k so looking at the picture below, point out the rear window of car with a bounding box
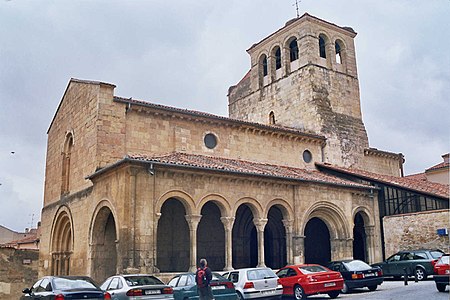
[247,268,277,280]
[431,251,445,259]
[298,265,327,274]
[413,252,427,259]
[53,278,98,290]
[438,255,449,264]
[125,276,164,286]
[342,260,371,271]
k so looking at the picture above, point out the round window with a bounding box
[204,133,217,149]
[303,150,312,163]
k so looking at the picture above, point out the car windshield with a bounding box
[247,268,277,280]
[53,278,98,290]
[125,276,164,286]
[212,273,226,280]
[298,265,327,274]
[343,260,371,271]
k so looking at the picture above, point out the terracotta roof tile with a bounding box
[317,163,449,199]
[426,161,449,172]
[404,172,427,181]
[127,152,372,190]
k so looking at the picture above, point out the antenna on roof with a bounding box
[293,0,301,18]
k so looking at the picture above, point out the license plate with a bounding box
[211,285,226,290]
[145,289,161,295]
[365,273,375,277]
[324,282,336,287]
[262,289,275,295]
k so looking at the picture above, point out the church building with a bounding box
[38,13,447,283]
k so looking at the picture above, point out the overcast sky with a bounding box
[0,0,448,232]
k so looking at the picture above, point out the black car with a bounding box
[21,276,110,300]
[328,260,383,293]
[372,249,444,281]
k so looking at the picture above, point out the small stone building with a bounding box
[38,13,446,283]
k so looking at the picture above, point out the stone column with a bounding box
[365,225,375,264]
[292,235,305,264]
[282,220,294,264]
[220,217,235,271]
[152,213,162,273]
[185,214,202,272]
[345,238,354,260]
[253,218,268,267]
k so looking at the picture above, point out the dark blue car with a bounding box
[20,276,110,300]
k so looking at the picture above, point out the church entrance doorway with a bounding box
[232,204,257,268]
[264,206,286,269]
[51,211,72,276]
[353,212,367,262]
[197,201,225,270]
[157,198,190,272]
[91,207,117,283]
[304,217,331,265]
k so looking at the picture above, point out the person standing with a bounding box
[196,258,214,300]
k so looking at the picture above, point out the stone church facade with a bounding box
[39,14,405,282]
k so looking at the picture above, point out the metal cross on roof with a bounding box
[293,0,301,18]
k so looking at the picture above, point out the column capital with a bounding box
[282,219,294,233]
[185,214,202,231]
[220,217,235,231]
[253,218,268,232]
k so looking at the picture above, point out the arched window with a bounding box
[260,54,268,77]
[61,133,73,195]
[269,111,276,125]
[319,35,327,58]
[289,38,299,62]
[274,47,282,70]
[335,40,344,64]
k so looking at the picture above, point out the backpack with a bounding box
[196,267,207,288]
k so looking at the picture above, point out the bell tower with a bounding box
[228,13,369,168]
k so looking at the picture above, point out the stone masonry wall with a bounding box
[383,209,450,257]
[0,248,38,300]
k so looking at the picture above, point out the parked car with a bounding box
[371,249,444,281]
[327,259,383,293]
[221,267,283,299]
[275,264,343,300]
[167,272,237,300]
[100,274,174,299]
[21,276,110,300]
[433,254,449,292]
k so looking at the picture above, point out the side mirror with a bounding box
[22,288,31,294]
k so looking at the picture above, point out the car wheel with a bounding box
[341,283,349,293]
[327,290,339,299]
[368,285,377,291]
[414,267,426,281]
[236,291,244,300]
[436,282,446,292]
[293,285,306,300]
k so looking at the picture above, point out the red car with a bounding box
[276,264,344,300]
[434,254,449,292]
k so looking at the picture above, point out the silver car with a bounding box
[100,274,174,300]
[222,267,283,300]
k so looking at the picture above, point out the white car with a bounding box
[222,267,283,300]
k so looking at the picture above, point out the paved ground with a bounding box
[303,279,449,300]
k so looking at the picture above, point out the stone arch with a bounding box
[197,194,231,217]
[352,206,374,262]
[302,202,350,265]
[155,190,195,215]
[270,44,282,80]
[50,205,74,276]
[318,32,331,59]
[232,197,263,220]
[232,200,261,268]
[264,198,294,221]
[264,201,291,269]
[334,38,347,65]
[156,197,190,272]
[302,201,350,239]
[61,132,74,195]
[258,52,269,86]
[285,36,299,73]
[89,202,118,283]
[197,200,226,270]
